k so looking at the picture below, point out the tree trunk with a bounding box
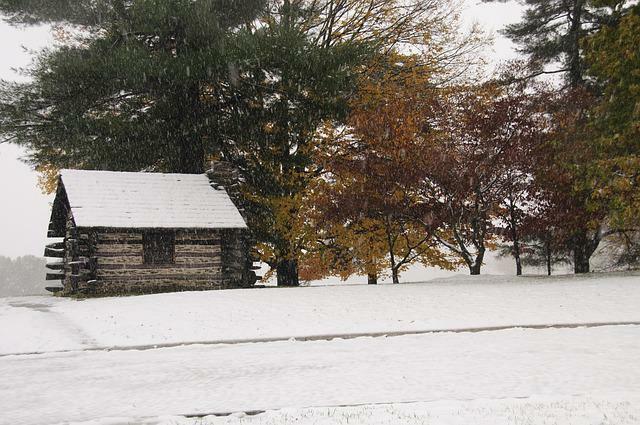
[546,240,552,276]
[367,272,378,285]
[515,255,522,276]
[391,268,400,284]
[384,222,399,284]
[469,249,485,275]
[276,258,299,287]
[572,229,596,274]
[573,245,590,274]
[512,234,522,275]
[507,198,522,275]
[567,0,586,88]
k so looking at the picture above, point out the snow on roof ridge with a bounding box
[60,169,209,178]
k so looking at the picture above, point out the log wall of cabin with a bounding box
[61,211,98,295]
[90,229,231,294]
[62,210,75,292]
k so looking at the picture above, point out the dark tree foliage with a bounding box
[486,0,618,87]
[219,5,371,286]
[0,0,265,173]
[585,2,640,229]
[0,0,113,25]
[0,0,260,27]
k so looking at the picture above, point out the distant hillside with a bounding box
[0,255,48,297]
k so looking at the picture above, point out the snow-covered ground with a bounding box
[1,272,639,425]
[2,326,640,425]
[1,271,639,355]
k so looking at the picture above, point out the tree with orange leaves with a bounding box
[305,54,458,283]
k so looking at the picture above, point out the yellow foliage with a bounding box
[36,164,59,195]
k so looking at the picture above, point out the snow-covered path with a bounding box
[2,325,639,425]
[2,272,639,355]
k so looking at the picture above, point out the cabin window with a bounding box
[143,231,175,265]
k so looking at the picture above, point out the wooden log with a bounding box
[176,230,218,241]
[174,239,221,245]
[99,275,223,283]
[98,233,143,243]
[97,252,142,258]
[175,245,221,254]
[97,268,221,278]
[69,256,94,266]
[99,231,142,238]
[97,238,142,246]
[97,239,143,245]
[175,255,222,265]
[46,273,64,281]
[97,255,142,266]
[45,286,64,293]
[44,247,65,258]
[46,241,64,250]
[96,243,142,254]
[46,262,64,271]
[98,236,220,246]
[98,262,221,270]
[175,252,220,258]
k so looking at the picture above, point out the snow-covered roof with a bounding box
[59,169,247,229]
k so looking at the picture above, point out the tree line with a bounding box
[0,0,638,285]
[0,255,47,296]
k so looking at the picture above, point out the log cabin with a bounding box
[45,167,258,295]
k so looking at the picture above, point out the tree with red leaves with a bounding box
[415,82,553,275]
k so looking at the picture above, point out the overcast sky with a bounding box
[0,0,525,260]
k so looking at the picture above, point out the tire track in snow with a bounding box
[181,395,540,419]
[3,320,640,358]
[6,300,99,350]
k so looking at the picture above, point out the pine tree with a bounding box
[489,0,614,87]
[207,1,372,286]
[0,0,265,173]
[585,2,640,229]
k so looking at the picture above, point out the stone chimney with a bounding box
[207,160,245,219]
[206,160,259,287]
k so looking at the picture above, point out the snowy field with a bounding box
[1,271,639,355]
[1,272,639,425]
